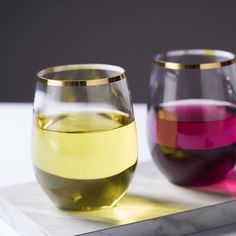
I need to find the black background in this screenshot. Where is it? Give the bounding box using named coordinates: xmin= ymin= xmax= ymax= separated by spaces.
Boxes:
xmin=1 ymin=0 xmax=236 ymax=103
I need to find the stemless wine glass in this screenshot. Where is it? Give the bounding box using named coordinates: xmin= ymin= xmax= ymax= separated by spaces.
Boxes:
xmin=32 ymin=64 xmax=138 ymax=210
xmin=147 ymin=49 xmax=236 ymax=186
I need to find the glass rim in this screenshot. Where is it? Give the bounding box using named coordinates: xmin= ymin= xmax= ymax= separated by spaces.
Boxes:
xmin=36 ymin=64 xmax=126 ymax=86
xmin=153 ymin=49 xmax=236 ymax=70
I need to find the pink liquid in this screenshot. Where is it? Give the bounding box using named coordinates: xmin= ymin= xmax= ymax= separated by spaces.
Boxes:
xmin=147 ymin=100 xmax=236 ymax=186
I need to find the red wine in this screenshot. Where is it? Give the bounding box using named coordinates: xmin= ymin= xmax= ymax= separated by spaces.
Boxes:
xmin=147 ymin=99 xmax=236 ymax=186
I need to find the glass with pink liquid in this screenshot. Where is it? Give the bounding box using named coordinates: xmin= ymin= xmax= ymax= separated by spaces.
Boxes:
xmin=147 ymin=49 xmax=236 ymax=186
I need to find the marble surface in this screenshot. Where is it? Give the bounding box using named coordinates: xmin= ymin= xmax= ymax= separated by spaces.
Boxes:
xmin=1 ymin=161 xmax=236 ymax=236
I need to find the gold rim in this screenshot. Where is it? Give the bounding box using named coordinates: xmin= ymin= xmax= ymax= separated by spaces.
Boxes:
xmin=153 ymin=49 xmax=236 ymax=70
xmin=37 ymin=64 xmax=126 ymax=86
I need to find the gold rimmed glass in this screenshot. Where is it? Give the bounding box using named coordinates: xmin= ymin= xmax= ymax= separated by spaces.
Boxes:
xmin=32 ymin=64 xmax=138 ymax=211
xmin=148 ymin=49 xmax=236 ymax=186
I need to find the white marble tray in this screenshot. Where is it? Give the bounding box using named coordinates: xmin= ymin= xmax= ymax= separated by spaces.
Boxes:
xmin=1 ymin=161 xmax=236 ymax=236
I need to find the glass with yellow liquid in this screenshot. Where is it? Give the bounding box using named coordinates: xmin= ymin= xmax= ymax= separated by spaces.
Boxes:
xmin=32 ymin=64 xmax=138 ymax=211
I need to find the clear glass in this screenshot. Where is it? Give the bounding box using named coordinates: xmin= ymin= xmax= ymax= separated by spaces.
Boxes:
xmin=147 ymin=49 xmax=236 ymax=186
xmin=32 ymin=64 xmax=138 ymax=210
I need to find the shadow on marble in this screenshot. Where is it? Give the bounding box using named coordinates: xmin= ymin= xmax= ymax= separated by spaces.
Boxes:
xmin=64 ymin=194 xmax=188 ymax=225
xmin=190 ymin=222 xmax=236 ymax=236
xmin=192 ymin=171 xmax=236 ymax=198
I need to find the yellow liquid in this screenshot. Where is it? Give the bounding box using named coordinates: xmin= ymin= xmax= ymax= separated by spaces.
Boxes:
xmin=32 ymin=111 xmax=138 ymax=210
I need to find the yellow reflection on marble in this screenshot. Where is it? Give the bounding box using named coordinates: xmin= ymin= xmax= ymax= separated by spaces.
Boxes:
xmin=67 ymin=194 xmax=188 ymax=225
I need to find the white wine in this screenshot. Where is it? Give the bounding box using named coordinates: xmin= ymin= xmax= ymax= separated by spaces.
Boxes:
xmin=32 ymin=110 xmax=138 ymax=210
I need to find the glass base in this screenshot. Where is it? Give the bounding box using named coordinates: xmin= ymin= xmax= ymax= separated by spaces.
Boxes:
xmin=34 ymin=163 xmax=136 ymax=211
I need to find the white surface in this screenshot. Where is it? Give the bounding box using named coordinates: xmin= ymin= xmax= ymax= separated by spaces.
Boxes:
xmin=0 ymin=103 xmax=150 ymax=235
xmin=0 ymin=103 xmax=235 ymax=236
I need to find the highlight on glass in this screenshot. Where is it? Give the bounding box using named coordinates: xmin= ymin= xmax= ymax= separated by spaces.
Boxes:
xmin=32 ymin=64 xmax=138 ymax=210
xmin=147 ymin=49 xmax=236 ymax=186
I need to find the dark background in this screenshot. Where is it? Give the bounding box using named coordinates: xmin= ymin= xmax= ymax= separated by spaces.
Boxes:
xmin=1 ymin=0 xmax=236 ymax=103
